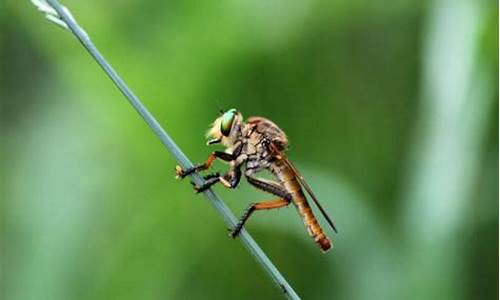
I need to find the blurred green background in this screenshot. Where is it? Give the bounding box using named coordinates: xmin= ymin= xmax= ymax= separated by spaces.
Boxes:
xmin=1 ymin=0 xmax=498 ymax=299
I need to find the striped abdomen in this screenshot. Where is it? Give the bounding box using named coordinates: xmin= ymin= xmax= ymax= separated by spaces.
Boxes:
xmin=273 ymin=161 xmax=332 ymax=252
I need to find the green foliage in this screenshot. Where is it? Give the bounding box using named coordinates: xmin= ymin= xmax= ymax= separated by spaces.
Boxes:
xmin=1 ymin=0 xmax=498 ymax=299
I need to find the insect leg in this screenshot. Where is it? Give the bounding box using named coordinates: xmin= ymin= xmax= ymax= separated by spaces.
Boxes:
xmin=229 ymin=198 xmax=291 ymax=238
xmin=191 ymin=176 xmax=220 ymax=193
xmin=202 ymin=173 xmax=220 ymax=180
xmin=175 ymin=151 xmax=234 ymax=179
xmin=193 ymin=167 xmax=242 ymax=193
xmin=245 ymin=175 xmax=292 ymax=200
xmin=221 ymin=167 xmax=242 ymax=189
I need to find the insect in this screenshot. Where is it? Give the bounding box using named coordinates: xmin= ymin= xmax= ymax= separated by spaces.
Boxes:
xmin=175 ymin=108 xmax=337 ymax=252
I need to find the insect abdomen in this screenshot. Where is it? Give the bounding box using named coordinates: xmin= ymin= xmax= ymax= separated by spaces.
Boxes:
xmin=295 ymin=194 xmax=332 ymax=251
xmin=275 ymin=163 xmax=332 ymax=252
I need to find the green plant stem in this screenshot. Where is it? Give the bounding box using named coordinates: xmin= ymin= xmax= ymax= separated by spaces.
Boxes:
xmin=40 ymin=0 xmax=301 ymax=299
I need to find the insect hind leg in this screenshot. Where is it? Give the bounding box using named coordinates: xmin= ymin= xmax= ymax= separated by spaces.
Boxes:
xmin=229 ymin=198 xmax=290 ymax=238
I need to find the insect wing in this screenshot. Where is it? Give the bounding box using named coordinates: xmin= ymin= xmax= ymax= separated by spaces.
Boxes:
xmin=282 ymin=157 xmax=338 ymax=233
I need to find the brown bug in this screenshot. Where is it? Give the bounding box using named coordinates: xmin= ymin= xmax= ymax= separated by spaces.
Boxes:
xmin=175 ymin=109 xmax=337 ymax=252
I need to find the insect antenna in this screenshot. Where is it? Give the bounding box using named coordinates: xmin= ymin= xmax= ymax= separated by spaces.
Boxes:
xmin=215 ymin=99 xmax=225 ymax=115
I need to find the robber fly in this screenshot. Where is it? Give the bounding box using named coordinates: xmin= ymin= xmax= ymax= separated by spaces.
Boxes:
xmin=175 ymin=109 xmax=337 ymax=252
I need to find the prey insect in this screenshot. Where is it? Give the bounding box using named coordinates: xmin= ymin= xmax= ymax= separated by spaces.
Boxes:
xmin=175 ymin=109 xmax=337 ymax=252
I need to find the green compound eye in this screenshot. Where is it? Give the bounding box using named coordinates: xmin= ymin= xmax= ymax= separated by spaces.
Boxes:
xmin=220 ymin=109 xmax=237 ymax=136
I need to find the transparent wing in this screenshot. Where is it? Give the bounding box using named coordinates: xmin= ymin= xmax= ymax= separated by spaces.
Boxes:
xmin=281 ymin=157 xmax=338 ymax=233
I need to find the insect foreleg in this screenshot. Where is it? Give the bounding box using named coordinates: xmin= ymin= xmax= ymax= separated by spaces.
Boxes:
xmin=175 ymin=151 xmax=234 ymax=179
xmin=229 ymin=198 xmax=291 ymax=238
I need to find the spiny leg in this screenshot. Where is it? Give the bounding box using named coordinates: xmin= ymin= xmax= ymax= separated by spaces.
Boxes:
xmin=175 ymin=151 xmax=234 ymax=179
xmin=229 ymin=198 xmax=290 ymax=238
xmin=246 ymin=175 xmax=292 ymax=200
xmin=202 ymin=173 xmax=220 ymax=180
xmin=189 ymin=172 xmax=221 ymax=192
xmin=193 ymin=167 xmax=241 ymax=193
xmin=191 ymin=176 xmax=220 ymax=193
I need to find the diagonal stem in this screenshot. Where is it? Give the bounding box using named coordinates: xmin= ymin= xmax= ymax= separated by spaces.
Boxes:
xmin=41 ymin=0 xmax=301 ymax=299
